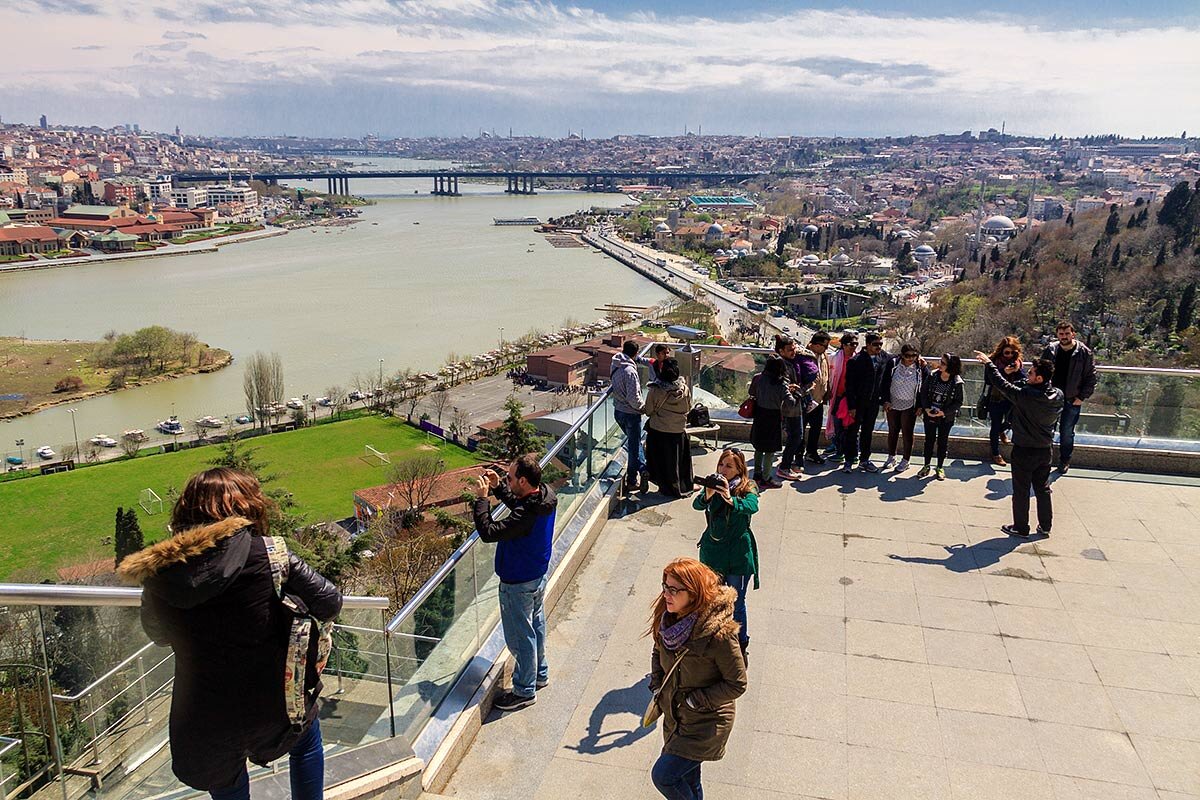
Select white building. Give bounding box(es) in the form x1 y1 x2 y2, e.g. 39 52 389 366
144 176 173 202
170 187 208 209
204 184 259 210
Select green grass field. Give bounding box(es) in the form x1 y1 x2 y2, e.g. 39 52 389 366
0 416 476 580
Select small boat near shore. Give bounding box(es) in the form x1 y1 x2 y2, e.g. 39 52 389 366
156 417 185 436
36 446 56 460
195 416 223 429
123 429 148 442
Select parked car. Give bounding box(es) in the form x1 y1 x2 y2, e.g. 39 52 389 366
234 415 253 425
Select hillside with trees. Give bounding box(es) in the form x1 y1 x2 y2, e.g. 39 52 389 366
895 181 1200 367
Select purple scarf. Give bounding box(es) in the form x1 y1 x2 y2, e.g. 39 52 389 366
659 611 698 651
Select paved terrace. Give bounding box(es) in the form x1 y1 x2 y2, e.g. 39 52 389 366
431 451 1200 800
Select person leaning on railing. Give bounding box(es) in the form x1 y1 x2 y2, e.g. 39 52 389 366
118 467 343 800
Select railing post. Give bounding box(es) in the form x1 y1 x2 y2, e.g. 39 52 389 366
86 694 100 764
585 408 594 481
137 655 150 723
35 608 68 800
383 611 396 738
335 642 344 694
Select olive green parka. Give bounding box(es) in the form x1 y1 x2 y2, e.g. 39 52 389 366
650 586 748 761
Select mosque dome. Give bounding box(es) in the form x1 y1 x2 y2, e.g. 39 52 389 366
915 244 936 255
831 251 852 265
654 222 671 233
981 215 1017 233
800 254 820 265
802 224 819 234
707 222 724 235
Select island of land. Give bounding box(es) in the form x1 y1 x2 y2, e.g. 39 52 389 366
0 332 232 420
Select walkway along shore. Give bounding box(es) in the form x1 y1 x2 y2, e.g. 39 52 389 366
0 227 289 275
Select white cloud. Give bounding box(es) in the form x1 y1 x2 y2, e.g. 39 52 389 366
3 1 1198 136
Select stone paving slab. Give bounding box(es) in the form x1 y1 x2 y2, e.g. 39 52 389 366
436 453 1200 799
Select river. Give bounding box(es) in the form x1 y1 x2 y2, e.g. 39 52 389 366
0 158 666 454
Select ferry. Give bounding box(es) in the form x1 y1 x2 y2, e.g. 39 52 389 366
156 417 185 436
493 216 541 226
36 446 56 460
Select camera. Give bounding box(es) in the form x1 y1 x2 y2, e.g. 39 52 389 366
693 474 727 490
929 404 941 415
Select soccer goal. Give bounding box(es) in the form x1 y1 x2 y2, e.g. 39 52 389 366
139 488 163 515
364 444 391 466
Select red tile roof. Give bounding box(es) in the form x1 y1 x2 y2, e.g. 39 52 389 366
0 225 62 242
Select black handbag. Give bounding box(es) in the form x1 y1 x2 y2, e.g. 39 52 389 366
686 403 711 428
974 387 990 421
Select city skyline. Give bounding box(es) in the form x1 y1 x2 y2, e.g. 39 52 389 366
3 1 1199 139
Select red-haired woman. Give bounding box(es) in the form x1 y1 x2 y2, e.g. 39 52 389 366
119 468 342 800
647 558 748 800
985 337 1026 466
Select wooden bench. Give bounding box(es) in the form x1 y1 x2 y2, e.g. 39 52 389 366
685 424 722 451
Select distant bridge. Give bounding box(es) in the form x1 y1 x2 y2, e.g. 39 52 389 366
172 170 761 196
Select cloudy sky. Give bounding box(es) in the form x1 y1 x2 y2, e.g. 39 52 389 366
3 0 1198 138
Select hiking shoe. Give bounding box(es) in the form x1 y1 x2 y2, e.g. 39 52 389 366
1001 524 1031 537
992 455 1007 467
493 691 536 712
881 457 896 471
895 459 910 472
805 453 826 465
859 460 879 473
935 468 946 481
916 466 931 479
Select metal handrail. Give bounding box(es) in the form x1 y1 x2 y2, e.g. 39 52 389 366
50 642 159 703
0 585 389 610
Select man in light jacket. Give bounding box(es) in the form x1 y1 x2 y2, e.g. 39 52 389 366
611 339 649 491
1040 321 1097 474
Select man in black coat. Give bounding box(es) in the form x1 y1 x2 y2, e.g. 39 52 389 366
1040 321 1097 473
975 352 1065 537
842 332 889 473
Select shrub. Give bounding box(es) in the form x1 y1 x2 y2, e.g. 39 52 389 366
53 375 84 393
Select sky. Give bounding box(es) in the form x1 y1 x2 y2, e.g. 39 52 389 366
2 0 1198 139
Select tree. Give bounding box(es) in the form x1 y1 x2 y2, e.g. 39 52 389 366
447 406 471 442
325 385 346 419
1157 181 1192 231
1104 206 1121 238
388 454 447 527
403 379 428 423
895 241 916 274
114 507 144 568
1177 283 1197 333
477 395 546 462
243 351 284 429
430 388 450 427
119 431 142 458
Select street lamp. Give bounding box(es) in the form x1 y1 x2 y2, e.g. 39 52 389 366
15 439 24 466
67 408 80 460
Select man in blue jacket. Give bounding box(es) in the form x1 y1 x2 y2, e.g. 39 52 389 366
473 454 558 711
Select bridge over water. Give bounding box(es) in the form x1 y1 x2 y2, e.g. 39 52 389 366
173 169 761 196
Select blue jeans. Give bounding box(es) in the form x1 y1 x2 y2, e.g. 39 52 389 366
988 400 1012 457
209 718 324 800
614 409 645 477
724 574 750 649
652 752 703 800
1058 401 1082 463
779 415 805 470
499 575 548 698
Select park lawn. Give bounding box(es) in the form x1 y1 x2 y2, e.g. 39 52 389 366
0 415 476 580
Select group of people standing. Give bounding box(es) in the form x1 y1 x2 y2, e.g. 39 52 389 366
747 321 1097 486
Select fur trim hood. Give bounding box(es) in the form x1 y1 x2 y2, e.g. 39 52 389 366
118 517 251 584
695 585 740 642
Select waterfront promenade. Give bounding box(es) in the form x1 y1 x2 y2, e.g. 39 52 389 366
434 451 1200 799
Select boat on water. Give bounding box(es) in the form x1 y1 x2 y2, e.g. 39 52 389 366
90 434 118 447
36 446 56 460
493 216 542 226
286 398 304 410
195 416 223 429
123 429 148 442
156 417 185 436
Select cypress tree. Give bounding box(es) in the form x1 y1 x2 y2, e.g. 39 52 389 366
1178 283 1197 332
1158 181 1191 230
1160 298 1176 331
1104 206 1121 237
1110 243 1121 268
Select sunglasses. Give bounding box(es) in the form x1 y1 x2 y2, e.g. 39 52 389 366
661 583 688 597
1002 350 1016 356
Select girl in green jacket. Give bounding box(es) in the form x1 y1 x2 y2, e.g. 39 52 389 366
693 448 759 658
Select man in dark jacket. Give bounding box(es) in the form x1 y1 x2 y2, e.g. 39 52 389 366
1040 322 1097 473
842 333 889 472
975 352 1065 537
473 453 558 711
611 339 649 491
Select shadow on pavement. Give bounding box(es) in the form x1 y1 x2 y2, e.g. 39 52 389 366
888 534 1036 573
564 674 656 755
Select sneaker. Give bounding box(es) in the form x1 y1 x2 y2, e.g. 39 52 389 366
841 462 854 474
1057 462 1070 474
882 457 896 471
536 677 549 690
493 691 536 712
992 455 1007 467
775 467 801 481
805 453 827 465
1035 526 1051 536
916 466 931 479
935 468 946 481
1001 524 1031 537
895 459 910 472
764 476 784 488
859 460 879 473
829 453 845 464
